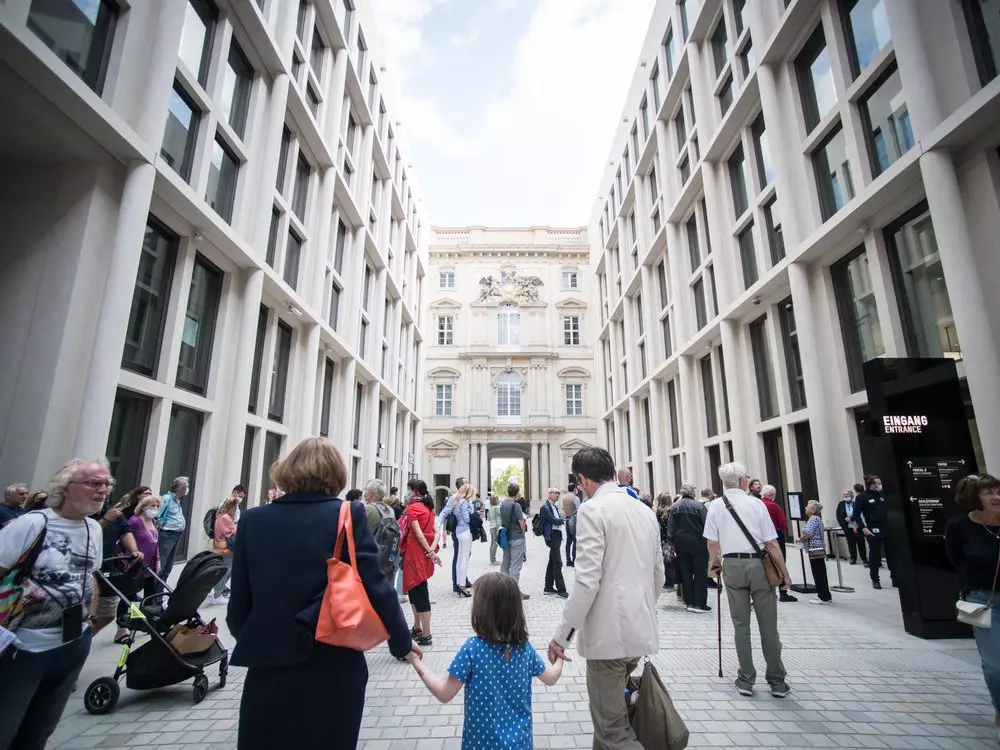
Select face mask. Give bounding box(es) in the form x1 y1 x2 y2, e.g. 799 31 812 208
144 508 158 518
874 484 883 492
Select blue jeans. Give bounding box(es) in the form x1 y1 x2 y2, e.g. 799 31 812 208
213 555 234 595
157 529 184 589
967 590 1000 710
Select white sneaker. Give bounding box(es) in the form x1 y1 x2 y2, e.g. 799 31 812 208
808 598 831 605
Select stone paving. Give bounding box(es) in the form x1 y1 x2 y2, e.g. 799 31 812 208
49 532 995 749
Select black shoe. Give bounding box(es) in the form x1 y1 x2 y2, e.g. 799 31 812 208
543 588 557 596
779 592 798 603
891 581 898 588
521 592 530 600
456 587 471 598
556 590 569 599
849 560 857 565
873 580 882 589
566 562 574 568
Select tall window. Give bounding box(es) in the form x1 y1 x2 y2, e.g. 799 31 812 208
437 316 454 345
179 0 217 86
711 18 729 78
276 125 291 193
268 321 293 421
796 26 837 133
123 219 177 375
860 65 913 176
664 28 678 78
751 115 773 187
778 298 807 410
435 384 452 416
248 306 268 413
961 0 1000 85
161 84 199 180
640 96 650 140
667 379 680 448
221 40 253 139
497 303 520 345
701 355 718 437
352 382 364 449
284 231 301 290
320 360 334 437
496 372 522 418
439 271 455 288
749 314 779 419
292 154 311 220
693 278 707 330
657 260 669 308
329 282 341 330
564 316 581 346
334 218 347 273
814 126 855 221
566 384 583 416
177 255 222 394
206 136 239 223
843 0 891 75
738 223 758 289
832 247 884 392
686 215 700 272
27 0 119 93
764 197 785 265
728 144 750 217
106 390 152 501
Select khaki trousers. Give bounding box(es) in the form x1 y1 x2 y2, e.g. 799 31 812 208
586 658 643 750
723 556 787 686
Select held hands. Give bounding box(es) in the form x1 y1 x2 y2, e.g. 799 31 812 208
407 644 423 662
103 507 122 523
547 639 571 664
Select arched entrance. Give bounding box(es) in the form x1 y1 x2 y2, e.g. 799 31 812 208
486 443 532 503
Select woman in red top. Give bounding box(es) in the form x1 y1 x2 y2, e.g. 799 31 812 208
401 480 441 646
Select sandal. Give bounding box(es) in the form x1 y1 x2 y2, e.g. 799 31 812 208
410 625 422 637
415 634 433 646
113 631 132 645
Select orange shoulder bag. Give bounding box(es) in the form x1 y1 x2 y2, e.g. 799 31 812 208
316 501 390 651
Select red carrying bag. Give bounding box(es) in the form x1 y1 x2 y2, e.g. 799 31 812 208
315 501 389 651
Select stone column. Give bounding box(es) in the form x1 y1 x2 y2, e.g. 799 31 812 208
719 319 748 462
532 441 542 499
297 323 321 439
678 354 700 483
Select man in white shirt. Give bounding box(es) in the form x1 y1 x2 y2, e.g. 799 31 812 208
705 461 792 699
550 448 663 749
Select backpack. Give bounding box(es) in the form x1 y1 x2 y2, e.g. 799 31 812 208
202 507 217 540
566 514 577 537
531 512 543 537
374 505 401 573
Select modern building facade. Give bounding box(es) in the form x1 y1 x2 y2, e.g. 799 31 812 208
591 0 1000 525
422 227 599 507
0 0 427 559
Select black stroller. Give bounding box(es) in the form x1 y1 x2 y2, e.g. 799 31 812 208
83 551 230 714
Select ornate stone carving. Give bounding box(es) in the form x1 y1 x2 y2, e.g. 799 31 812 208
477 269 544 303
489 366 528 387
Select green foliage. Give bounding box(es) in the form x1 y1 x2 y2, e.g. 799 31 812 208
491 464 525 498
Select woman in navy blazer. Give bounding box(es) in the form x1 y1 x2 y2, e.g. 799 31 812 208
227 437 417 750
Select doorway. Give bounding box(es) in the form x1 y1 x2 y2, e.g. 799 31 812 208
761 428 789 538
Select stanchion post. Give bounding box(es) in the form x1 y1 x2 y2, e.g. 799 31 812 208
830 529 855 593
789 519 817 594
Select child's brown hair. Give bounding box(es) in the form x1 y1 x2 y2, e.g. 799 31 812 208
471 573 528 661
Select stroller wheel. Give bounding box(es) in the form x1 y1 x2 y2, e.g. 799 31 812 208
84 676 120 715
192 673 209 704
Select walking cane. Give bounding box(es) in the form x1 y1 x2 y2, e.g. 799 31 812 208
716 575 723 678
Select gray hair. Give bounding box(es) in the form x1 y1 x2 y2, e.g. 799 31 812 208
718 462 748 490
547 487 561 495
617 468 632 483
807 500 823 513
680 481 698 496
558 492 577 508
5 483 26 500
47 458 111 509
364 478 387 501
170 476 189 492
761 484 777 499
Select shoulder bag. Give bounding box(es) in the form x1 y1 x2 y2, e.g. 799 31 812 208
722 496 783 588
628 659 689 750
315 502 390 651
0 514 48 630
956 543 1000 629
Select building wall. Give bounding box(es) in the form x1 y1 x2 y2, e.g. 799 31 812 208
590 0 1000 527
0 0 427 557
422 227 599 505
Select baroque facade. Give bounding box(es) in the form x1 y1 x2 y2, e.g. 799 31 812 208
422 227 599 507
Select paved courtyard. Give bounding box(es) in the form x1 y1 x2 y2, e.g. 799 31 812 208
49 532 995 749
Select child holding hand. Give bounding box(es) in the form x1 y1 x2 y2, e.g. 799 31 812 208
405 572 563 748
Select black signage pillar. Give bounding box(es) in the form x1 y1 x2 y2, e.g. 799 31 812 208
862 358 977 639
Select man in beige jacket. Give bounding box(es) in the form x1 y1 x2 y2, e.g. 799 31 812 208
548 447 664 749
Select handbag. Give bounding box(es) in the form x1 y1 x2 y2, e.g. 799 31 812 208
956 544 1000 629
497 527 509 549
628 659 689 750
808 547 827 560
722 496 783 588
0 515 47 631
316 501 390 651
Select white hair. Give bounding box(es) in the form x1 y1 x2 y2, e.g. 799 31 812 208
5 483 26 499
47 458 111 509
807 500 823 513
761 484 777 499
718 462 748 490
170 476 189 492
680 481 698 496
547 487 562 495
364 478 387 501
558 492 577 507
617 468 632 482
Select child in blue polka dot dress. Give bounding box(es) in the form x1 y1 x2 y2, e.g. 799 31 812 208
405 572 564 748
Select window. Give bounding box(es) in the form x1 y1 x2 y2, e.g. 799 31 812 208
221 40 253 139
764 196 785 264
796 27 837 133
564 316 581 346
248 306 267 413
640 97 650 141
718 347 731 430
122 219 177 375
359 318 368 358
496 372 521 418
711 18 729 78
356 31 367 76
176 255 222 394
437 316 454 346
685 86 697 127
718 75 734 116
291 50 303 82
961 0 1000 85
728 144 750 218
631 126 639 160
362 264 372 311
161 84 199 180
346 113 357 156
439 271 455 288
778 298 807 410
106 390 152 501
341 0 354 41
179 0 217 86
624 148 632 182
296 0 309 40
832 247 884 392
276 125 291 193
657 260 669 308
686 215 700 272
329 281 341 330
739 40 755 78
664 29 677 78
680 0 695 39
643 398 653 455
674 109 687 153
206 136 239 223
749 314 779 419
435 384 453 416
498 303 520 345
311 28 326 75
292 154 311 220
650 62 661 111
814 125 855 221
861 65 913 176
667 379 680 448
699 198 713 255
27 0 119 93
886 206 961 358
679 155 691 185
352 382 364 449
707 264 719 316
693 278 707 330
566 384 583 416
751 114 773 187
334 219 347 273
701 355 718 437
267 321 292 422
843 0 890 75
652 208 662 234
306 84 320 117
635 295 645 336
734 0 748 34
284 231 301 289
320 359 334 437
261 209 280 267
738 223 758 289
661 314 672 358
161 405 203 557
562 270 579 289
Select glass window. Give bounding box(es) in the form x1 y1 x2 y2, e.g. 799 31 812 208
728 144 750 218
675 109 687 152
764 196 785 265
640 96 650 140
751 114 773 187
161 83 199 181
718 75 734 116
320 359 334 437
359 318 368 358
738 222 758 289
346 113 357 156
664 28 677 78
498 303 520 345
661 314 672 358
562 270 579 289
699 198 713 255
814 125 855 221
749 314 779 419
686 86 697 126
734 0 748 34
831 247 884 392
264 208 280 267
701 355 718 436
276 125 291 193
961 0 1000 85
844 0 891 75
106 390 152 502
292 154 311 220
631 126 640 161
356 31 367 77
268 321 292 421
657 260 669 308
667 379 680 448
311 28 325 75
650 61 661 111
681 0 697 40
362 264 372 311
248 306 268 413
221 40 253 139
739 40 755 78
439 271 455 288
259 431 282 507
496 372 522 417
341 0 354 41
161 405 202 557
334 219 347 273
284 231 301 289
778 298 807 410
693 278 707 330
122 219 178 376
435 384 452 416
306 84 320 117
177 255 222 394
796 26 837 133
296 0 309 40
329 281 341 330
566 384 583 416
686 215 700 272
887 206 961 358
564 316 581 346
27 0 119 93
861 65 913 176
206 136 239 223
437 316 453 345
708 264 719 316
179 0 217 86
679 155 691 185
711 18 729 78
718 347 731 430
635 295 645 336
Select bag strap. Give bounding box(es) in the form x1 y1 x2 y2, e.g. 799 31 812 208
333 501 351 562
988 544 1000 608
722 496 764 558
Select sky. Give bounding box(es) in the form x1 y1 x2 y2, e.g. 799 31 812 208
369 0 656 228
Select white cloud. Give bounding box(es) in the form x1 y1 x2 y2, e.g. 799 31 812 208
448 30 479 47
